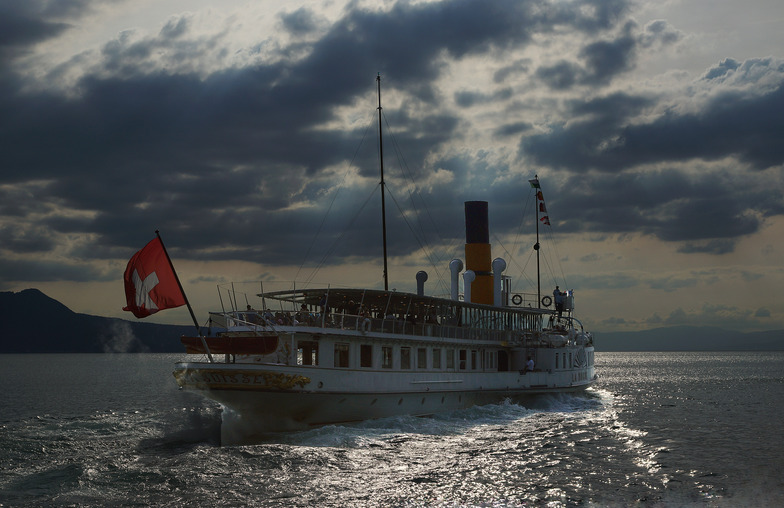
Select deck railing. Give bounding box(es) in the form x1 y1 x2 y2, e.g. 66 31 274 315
213 309 532 344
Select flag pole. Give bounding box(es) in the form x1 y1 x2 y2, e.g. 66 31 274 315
155 230 214 363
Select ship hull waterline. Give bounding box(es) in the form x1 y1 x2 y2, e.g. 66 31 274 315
174 359 596 441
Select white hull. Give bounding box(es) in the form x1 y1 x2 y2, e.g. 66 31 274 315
174 356 596 440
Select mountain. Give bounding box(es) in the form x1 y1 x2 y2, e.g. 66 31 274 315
1 289 782 353
0 289 194 353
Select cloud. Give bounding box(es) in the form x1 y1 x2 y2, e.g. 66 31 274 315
0 257 112 284
524 57 784 171
645 275 698 292
662 303 761 329
677 239 737 255
0 2 70 58
0 0 647 268
534 18 680 90
0 0 782 303
279 7 327 36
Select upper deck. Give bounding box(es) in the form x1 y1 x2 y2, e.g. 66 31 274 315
205 287 586 347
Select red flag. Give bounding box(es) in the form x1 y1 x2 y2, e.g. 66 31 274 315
540 215 550 226
123 237 186 318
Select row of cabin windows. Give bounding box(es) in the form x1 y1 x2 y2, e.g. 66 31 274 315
299 341 497 371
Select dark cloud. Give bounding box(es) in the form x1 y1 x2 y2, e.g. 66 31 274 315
493 121 532 137
535 19 680 91
0 257 111 284
279 7 325 36
523 60 784 171
530 168 780 253
639 19 681 48
578 22 637 85
536 61 582 90
0 2 71 47
2 0 635 271
454 88 513 107
1 0 781 290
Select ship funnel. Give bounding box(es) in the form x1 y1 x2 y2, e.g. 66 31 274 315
464 201 493 305
449 259 463 301
416 271 428 297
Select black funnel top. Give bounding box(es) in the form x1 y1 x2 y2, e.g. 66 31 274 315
464 201 489 244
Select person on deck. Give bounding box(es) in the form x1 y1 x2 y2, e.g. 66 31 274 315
526 357 535 373
553 286 565 319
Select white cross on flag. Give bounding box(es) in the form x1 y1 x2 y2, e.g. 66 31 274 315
122 237 186 318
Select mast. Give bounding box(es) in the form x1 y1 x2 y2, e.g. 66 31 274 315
533 175 541 307
377 73 389 291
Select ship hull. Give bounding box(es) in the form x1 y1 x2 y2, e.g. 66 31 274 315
174 360 595 442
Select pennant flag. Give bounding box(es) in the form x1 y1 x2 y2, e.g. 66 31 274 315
528 178 540 189
540 216 551 226
123 237 186 318
539 203 547 213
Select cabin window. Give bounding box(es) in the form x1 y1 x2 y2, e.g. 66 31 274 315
432 348 442 369
400 347 411 370
417 348 427 369
555 353 559 369
297 341 319 366
334 343 349 368
360 344 373 368
471 350 478 370
459 349 467 370
382 346 393 369
569 353 573 368
446 349 455 370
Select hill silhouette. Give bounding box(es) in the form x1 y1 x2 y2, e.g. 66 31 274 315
1 289 782 353
0 289 193 353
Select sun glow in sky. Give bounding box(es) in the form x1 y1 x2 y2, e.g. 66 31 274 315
1 0 783 333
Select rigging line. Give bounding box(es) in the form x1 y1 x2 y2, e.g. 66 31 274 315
381 109 451 268
301 186 379 286
293 111 377 285
491 232 536 292
303 185 377 285
504 186 537 292
535 179 568 288
542 224 567 286
383 184 451 296
381 124 458 296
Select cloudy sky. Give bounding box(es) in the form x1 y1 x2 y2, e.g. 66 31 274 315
2 0 783 333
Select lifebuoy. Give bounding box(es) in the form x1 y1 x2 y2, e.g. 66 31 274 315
511 294 523 305
541 296 552 307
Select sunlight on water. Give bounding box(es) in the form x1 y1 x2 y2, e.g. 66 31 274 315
1 352 783 506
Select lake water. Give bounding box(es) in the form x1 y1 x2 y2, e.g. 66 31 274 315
1 352 782 507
